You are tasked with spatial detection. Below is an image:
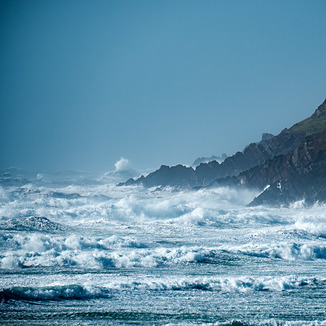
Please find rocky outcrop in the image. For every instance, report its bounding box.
[123,164,198,188]
[194,99,326,185]
[239,130,326,189]
[210,129,326,205]
[248,130,326,206]
[122,99,326,191]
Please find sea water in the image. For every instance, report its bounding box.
[1,170,326,325]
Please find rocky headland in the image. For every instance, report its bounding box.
[122,99,326,206]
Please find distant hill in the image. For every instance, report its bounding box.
[192,154,227,167]
[121,99,326,205]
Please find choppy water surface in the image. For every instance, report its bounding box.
[1,171,326,325]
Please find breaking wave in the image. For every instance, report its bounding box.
[1,275,323,302]
[2,234,326,270]
[0,238,235,269]
[0,216,64,232]
[98,275,324,293]
[1,170,326,325]
[0,284,110,301]
[233,243,326,261]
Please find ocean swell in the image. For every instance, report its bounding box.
[0,284,110,301]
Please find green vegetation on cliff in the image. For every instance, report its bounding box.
[289,99,326,134]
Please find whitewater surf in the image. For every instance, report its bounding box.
[1,170,326,325]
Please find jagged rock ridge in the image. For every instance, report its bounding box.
[123,99,326,192]
[249,130,326,206]
[211,129,326,205]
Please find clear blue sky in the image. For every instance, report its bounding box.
[1,0,326,172]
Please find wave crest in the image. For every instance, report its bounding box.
[0,284,110,301]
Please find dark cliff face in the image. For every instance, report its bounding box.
[245,130,326,206]
[193,113,322,185]
[209,129,326,206]
[122,99,326,196]
[198,99,326,185]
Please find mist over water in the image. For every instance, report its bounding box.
[1,168,326,325]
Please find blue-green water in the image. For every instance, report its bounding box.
[1,171,326,325]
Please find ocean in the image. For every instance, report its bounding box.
[1,170,326,325]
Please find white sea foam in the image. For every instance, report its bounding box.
[2,231,326,271]
[114,157,133,173]
[1,173,326,324]
[1,274,323,301]
[102,275,323,292]
[229,242,326,261]
[2,176,326,232]
[0,237,226,269]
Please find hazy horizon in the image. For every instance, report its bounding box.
[1,0,326,172]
